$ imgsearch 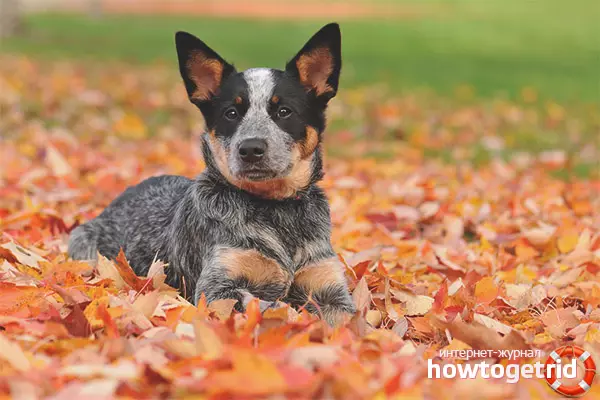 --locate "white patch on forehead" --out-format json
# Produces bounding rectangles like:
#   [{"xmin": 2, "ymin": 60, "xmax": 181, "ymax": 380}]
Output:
[{"xmin": 243, "ymin": 68, "xmax": 275, "ymax": 111}]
